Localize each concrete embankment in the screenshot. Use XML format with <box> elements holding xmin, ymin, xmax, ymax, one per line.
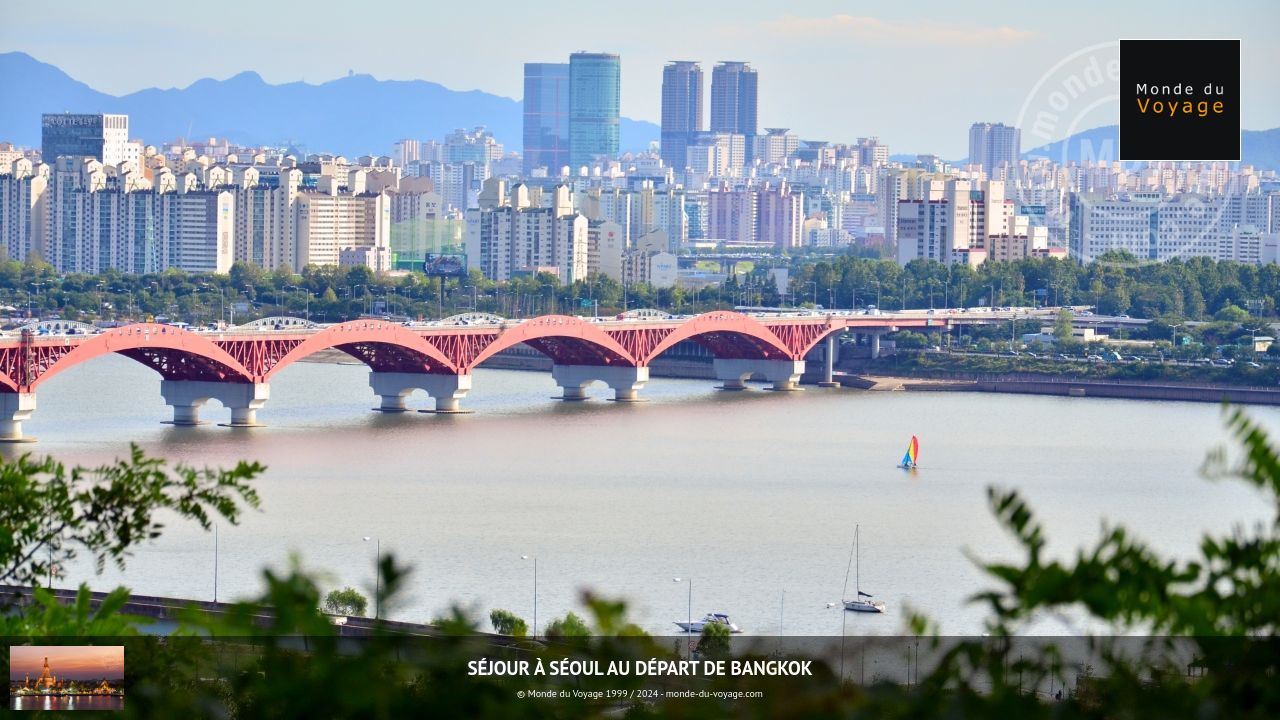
<box><xmin>300</xmin><ymin>349</ymin><xmax>1280</xmax><ymax>405</ymax></box>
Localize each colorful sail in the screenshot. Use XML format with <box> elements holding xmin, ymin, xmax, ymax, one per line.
<box><xmin>901</xmin><ymin>435</ymin><xmax>919</xmax><ymax>467</ymax></box>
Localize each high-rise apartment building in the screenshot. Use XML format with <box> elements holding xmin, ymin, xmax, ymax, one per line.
<box><xmin>968</xmin><ymin>122</ymin><xmax>1021</xmax><ymax>175</ymax></box>
<box><xmin>523</xmin><ymin>63</ymin><xmax>571</xmax><ymax>175</ymax></box>
<box><xmin>568</xmin><ymin>52</ymin><xmax>621</xmax><ymax>169</ymax></box>
<box><xmin>709</xmin><ymin>62</ymin><xmax>758</xmax><ymax>165</ymax></box>
<box><xmin>41</xmin><ymin>113</ymin><xmax>130</xmax><ymax>166</ymax></box>
<box><xmin>1068</xmin><ymin>191</ymin><xmax>1272</xmax><ymax>263</ymax></box>
<box><xmin>0</xmin><ymin>159</ymin><xmax>49</xmax><ymax>263</ymax></box>
<box><xmin>660</xmin><ymin>61</ymin><xmax>703</xmax><ymax>172</ymax></box>
<box><xmin>465</xmin><ymin>180</ymin><xmax>587</xmax><ymax>283</ymax></box>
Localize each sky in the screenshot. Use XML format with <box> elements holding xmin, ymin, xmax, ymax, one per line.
<box><xmin>3</xmin><ymin>0</ymin><xmax>1278</xmax><ymax>157</ymax></box>
<box><xmin>10</xmin><ymin>646</ymin><xmax>125</xmax><ymax>681</ymax></box>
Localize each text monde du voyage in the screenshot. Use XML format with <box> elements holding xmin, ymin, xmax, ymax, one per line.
<box><xmin>1134</xmin><ymin>82</ymin><xmax>1228</xmax><ymax>118</ymax></box>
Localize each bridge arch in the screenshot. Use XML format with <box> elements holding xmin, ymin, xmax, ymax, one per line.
<box><xmin>261</xmin><ymin>319</ymin><xmax>461</xmax><ymax>379</ymax></box>
<box><xmin>638</xmin><ymin>311</ymin><xmax>793</xmax><ymax>364</ymax></box>
<box><xmin>18</xmin><ymin>323</ymin><xmax>254</xmax><ymax>392</ymax></box>
<box><xmin>467</xmin><ymin>315</ymin><xmax>637</xmax><ymax>370</ymax></box>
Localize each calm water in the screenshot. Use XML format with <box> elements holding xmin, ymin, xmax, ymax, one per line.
<box><xmin>7</xmin><ymin>354</ymin><xmax>1274</xmax><ymax>637</ymax></box>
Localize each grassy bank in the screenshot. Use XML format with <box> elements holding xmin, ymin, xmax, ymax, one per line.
<box><xmin>865</xmin><ymin>352</ymin><xmax>1280</xmax><ymax>388</ymax></box>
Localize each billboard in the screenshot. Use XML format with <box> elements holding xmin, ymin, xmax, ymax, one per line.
<box><xmin>423</xmin><ymin>253</ymin><xmax>468</xmax><ymax>278</ymax></box>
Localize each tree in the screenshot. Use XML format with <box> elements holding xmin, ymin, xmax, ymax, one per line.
<box><xmin>488</xmin><ymin>608</ymin><xmax>528</xmax><ymax>637</ymax></box>
<box><xmin>1053</xmin><ymin>308</ymin><xmax>1074</xmax><ymax>342</ymax></box>
<box><xmin>697</xmin><ymin>620</ymin><xmax>731</xmax><ymax>659</ymax></box>
<box><xmin>1213</xmin><ymin>303</ymin><xmax>1249</xmax><ymax>323</ymax></box>
<box><xmin>544</xmin><ymin>611</ymin><xmax>590</xmax><ymax>638</ymax></box>
<box><xmin>0</xmin><ymin>445</ymin><xmax>262</xmax><ymax>590</ymax></box>
<box><xmin>321</xmin><ymin>587</ymin><xmax>368</xmax><ymax>617</ymax></box>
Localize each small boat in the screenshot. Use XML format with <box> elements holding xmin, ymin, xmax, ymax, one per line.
<box><xmin>674</xmin><ymin>613</ymin><xmax>743</xmax><ymax>634</ymax></box>
<box><xmin>842</xmin><ymin>524</ymin><xmax>886</xmax><ymax>614</ymax></box>
<box><xmin>899</xmin><ymin>435</ymin><xmax>919</xmax><ymax>469</ymax></box>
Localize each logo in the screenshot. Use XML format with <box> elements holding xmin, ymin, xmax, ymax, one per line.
<box><xmin>1119</xmin><ymin>39</ymin><xmax>1240</xmax><ymax>161</ymax></box>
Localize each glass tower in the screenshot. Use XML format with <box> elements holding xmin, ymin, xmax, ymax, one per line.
<box><xmin>710</xmin><ymin>62</ymin><xmax>758</xmax><ymax>164</ymax></box>
<box><xmin>660</xmin><ymin>61</ymin><xmax>703</xmax><ymax>172</ymax></box>
<box><xmin>523</xmin><ymin>63</ymin><xmax>570</xmax><ymax>175</ymax></box>
<box><xmin>568</xmin><ymin>52</ymin><xmax>621</xmax><ymax>169</ymax></box>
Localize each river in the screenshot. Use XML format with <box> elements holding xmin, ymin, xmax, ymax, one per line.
<box><xmin>5</xmin><ymin>354</ymin><xmax>1274</xmax><ymax>637</ymax></box>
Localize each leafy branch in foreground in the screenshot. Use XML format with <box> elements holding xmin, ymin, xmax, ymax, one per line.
<box><xmin>973</xmin><ymin>405</ymin><xmax>1279</xmax><ymax>636</ymax></box>
<box><xmin>0</xmin><ymin>443</ymin><xmax>263</xmax><ymax>590</ymax></box>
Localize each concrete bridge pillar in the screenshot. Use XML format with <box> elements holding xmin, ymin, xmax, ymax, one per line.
<box><xmin>870</xmin><ymin>332</ymin><xmax>882</xmax><ymax>359</ymax></box>
<box><xmin>551</xmin><ymin>364</ymin><xmax>649</xmax><ymax>402</ymax></box>
<box><xmin>160</xmin><ymin>380</ymin><xmax>270</xmax><ymax>427</ymax></box>
<box><xmin>0</xmin><ymin>392</ymin><xmax>37</xmax><ymax>442</ymax></box>
<box><xmin>818</xmin><ymin>335</ymin><xmax>840</xmax><ymax>387</ymax></box>
<box><xmin>713</xmin><ymin>358</ymin><xmax>806</xmax><ymax>391</ymax></box>
<box><xmin>369</xmin><ymin>372</ymin><xmax>473</xmax><ymax>413</ymax></box>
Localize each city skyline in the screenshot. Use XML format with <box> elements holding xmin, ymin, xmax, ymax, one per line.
<box><xmin>3</xmin><ymin>1</ymin><xmax>1277</xmax><ymax>158</ymax></box>
<box><xmin>9</xmin><ymin>647</ymin><xmax>124</xmax><ymax>682</ymax></box>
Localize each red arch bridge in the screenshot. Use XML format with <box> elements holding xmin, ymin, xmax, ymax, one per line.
<box><xmin>0</xmin><ymin>308</ymin><xmax>982</xmax><ymax>441</ymax></box>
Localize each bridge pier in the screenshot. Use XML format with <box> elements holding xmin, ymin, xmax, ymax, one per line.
<box><xmin>160</xmin><ymin>380</ymin><xmax>270</xmax><ymax>427</ymax></box>
<box><xmin>818</xmin><ymin>335</ymin><xmax>839</xmax><ymax>387</ymax></box>
<box><xmin>714</xmin><ymin>358</ymin><xmax>805</xmax><ymax>391</ymax></box>
<box><xmin>0</xmin><ymin>392</ymin><xmax>37</xmax><ymax>442</ymax></box>
<box><xmin>551</xmin><ymin>364</ymin><xmax>649</xmax><ymax>401</ymax></box>
<box><xmin>369</xmin><ymin>372</ymin><xmax>473</xmax><ymax>413</ymax></box>
<box><xmin>870</xmin><ymin>332</ymin><xmax>882</xmax><ymax>359</ymax></box>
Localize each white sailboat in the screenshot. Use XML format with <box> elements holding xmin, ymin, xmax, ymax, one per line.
<box><xmin>842</xmin><ymin>524</ymin><xmax>885</xmax><ymax>614</ymax></box>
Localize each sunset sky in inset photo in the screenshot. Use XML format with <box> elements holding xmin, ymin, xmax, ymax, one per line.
<box><xmin>9</xmin><ymin>646</ymin><xmax>124</xmax><ymax>682</ymax></box>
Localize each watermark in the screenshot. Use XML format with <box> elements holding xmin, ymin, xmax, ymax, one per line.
<box><xmin>1014</xmin><ymin>41</ymin><xmax>1236</xmax><ymax>266</ymax></box>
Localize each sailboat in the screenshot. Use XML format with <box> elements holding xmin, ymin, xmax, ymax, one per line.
<box><xmin>899</xmin><ymin>435</ymin><xmax>919</xmax><ymax>469</ymax></box>
<box><xmin>842</xmin><ymin>524</ymin><xmax>886</xmax><ymax>614</ymax></box>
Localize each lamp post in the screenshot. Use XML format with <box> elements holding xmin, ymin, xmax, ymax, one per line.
<box><xmin>807</xmin><ymin>281</ymin><xmax>817</xmax><ymax>308</ymax></box>
<box><xmin>213</xmin><ymin>524</ymin><xmax>219</xmax><ymax>603</ymax></box>
<box><xmin>363</xmin><ymin>536</ymin><xmax>380</xmax><ymax>619</ymax></box>
<box><xmin>521</xmin><ymin>555</ymin><xmax>537</xmax><ymax>639</ymax></box>
<box><xmin>673</xmin><ymin>577</ymin><xmax>692</xmax><ymax>658</ymax></box>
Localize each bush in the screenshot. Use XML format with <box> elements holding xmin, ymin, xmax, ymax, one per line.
<box><xmin>321</xmin><ymin>587</ymin><xmax>368</xmax><ymax>617</ymax></box>
<box><xmin>488</xmin><ymin>608</ymin><xmax>528</xmax><ymax>637</ymax></box>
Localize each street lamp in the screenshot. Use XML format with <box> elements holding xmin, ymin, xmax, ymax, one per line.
<box><xmin>521</xmin><ymin>555</ymin><xmax>538</xmax><ymax>639</ymax></box>
<box><xmin>213</xmin><ymin>524</ymin><xmax>219</xmax><ymax>603</ymax></box>
<box><xmin>673</xmin><ymin>577</ymin><xmax>692</xmax><ymax>658</ymax></box>
<box><xmin>807</xmin><ymin>281</ymin><xmax>817</xmax><ymax>309</ymax></box>
<box><xmin>363</xmin><ymin>536</ymin><xmax>381</xmax><ymax>619</ymax></box>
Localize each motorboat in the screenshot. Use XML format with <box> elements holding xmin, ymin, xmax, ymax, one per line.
<box><xmin>674</xmin><ymin>613</ymin><xmax>743</xmax><ymax>634</ymax></box>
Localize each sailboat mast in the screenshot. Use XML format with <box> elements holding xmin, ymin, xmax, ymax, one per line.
<box><xmin>855</xmin><ymin>524</ymin><xmax>860</xmax><ymax>595</ymax></box>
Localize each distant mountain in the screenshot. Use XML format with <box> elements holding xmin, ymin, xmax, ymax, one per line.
<box><xmin>0</xmin><ymin>52</ymin><xmax>659</xmax><ymax>156</ymax></box>
<box><xmin>1023</xmin><ymin>124</ymin><xmax>1280</xmax><ymax>171</ymax></box>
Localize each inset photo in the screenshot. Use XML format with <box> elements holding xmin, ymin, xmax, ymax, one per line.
<box><xmin>9</xmin><ymin>646</ymin><xmax>124</xmax><ymax>712</ymax></box>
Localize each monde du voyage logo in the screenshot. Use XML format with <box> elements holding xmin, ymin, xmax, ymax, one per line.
<box><xmin>1120</xmin><ymin>39</ymin><xmax>1240</xmax><ymax>161</ymax></box>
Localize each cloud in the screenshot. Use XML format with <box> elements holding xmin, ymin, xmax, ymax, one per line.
<box><xmin>755</xmin><ymin>14</ymin><xmax>1034</xmax><ymax>48</ymax></box>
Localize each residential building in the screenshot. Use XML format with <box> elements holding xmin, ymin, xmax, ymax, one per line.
<box><xmin>660</xmin><ymin>61</ymin><xmax>703</xmax><ymax>172</ymax></box>
<box><xmin>968</xmin><ymin>122</ymin><xmax>1021</xmax><ymax>176</ymax></box>
<box><xmin>710</xmin><ymin>62</ymin><xmax>758</xmax><ymax>164</ymax></box>
<box><xmin>465</xmin><ymin>180</ymin><xmax>588</xmax><ymax>283</ymax></box>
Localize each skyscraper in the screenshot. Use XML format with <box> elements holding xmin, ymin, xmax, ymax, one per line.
<box><xmin>968</xmin><ymin>123</ymin><xmax>1021</xmax><ymax>175</ymax></box>
<box><xmin>568</xmin><ymin>52</ymin><xmax>621</xmax><ymax>169</ymax></box>
<box><xmin>523</xmin><ymin>63</ymin><xmax>570</xmax><ymax>175</ymax></box>
<box><xmin>660</xmin><ymin>61</ymin><xmax>703</xmax><ymax>172</ymax></box>
<box><xmin>710</xmin><ymin>62</ymin><xmax>758</xmax><ymax>164</ymax></box>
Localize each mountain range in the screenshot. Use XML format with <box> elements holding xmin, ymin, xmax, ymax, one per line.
<box><xmin>0</xmin><ymin>52</ymin><xmax>659</xmax><ymax>157</ymax></box>
<box><xmin>1022</xmin><ymin>125</ymin><xmax>1280</xmax><ymax>171</ymax></box>
<box><xmin>2</xmin><ymin>52</ymin><xmax>1276</xmax><ymax>170</ymax></box>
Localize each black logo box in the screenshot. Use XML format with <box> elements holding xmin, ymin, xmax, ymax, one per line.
<box><xmin>1119</xmin><ymin>39</ymin><xmax>1240</xmax><ymax>161</ymax></box>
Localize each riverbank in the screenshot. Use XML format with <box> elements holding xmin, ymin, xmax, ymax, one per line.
<box><xmin>298</xmin><ymin>347</ymin><xmax>1280</xmax><ymax>405</ymax></box>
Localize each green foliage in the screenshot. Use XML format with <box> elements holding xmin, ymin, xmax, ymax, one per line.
<box><xmin>544</xmin><ymin>611</ymin><xmax>590</xmax><ymax>639</ymax></box>
<box><xmin>488</xmin><ymin>608</ymin><xmax>528</xmax><ymax>637</ymax></box>
<box><xmin>322</xmin><ymin>586</ymin><xmax>369</xmax><ymax>617</ymax></box>
<box><xmin>696</xmin><ymin>620</ymin><xmax>731</xmax><ymax>659</ymax></box>
<box><xmin>1214</xmin><ymin>303</ymin><xmax>1250</xmax><ymax>323</ymax></box>
<box><xmin>0</xmin><ymin>444</ymin><xmax>263</xmax><ymax>589</ymax></box>
<box><xmin>1053</xmin><ymin>308</ymin><xmax>1074</xmax><ymax>341</ymax></box>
